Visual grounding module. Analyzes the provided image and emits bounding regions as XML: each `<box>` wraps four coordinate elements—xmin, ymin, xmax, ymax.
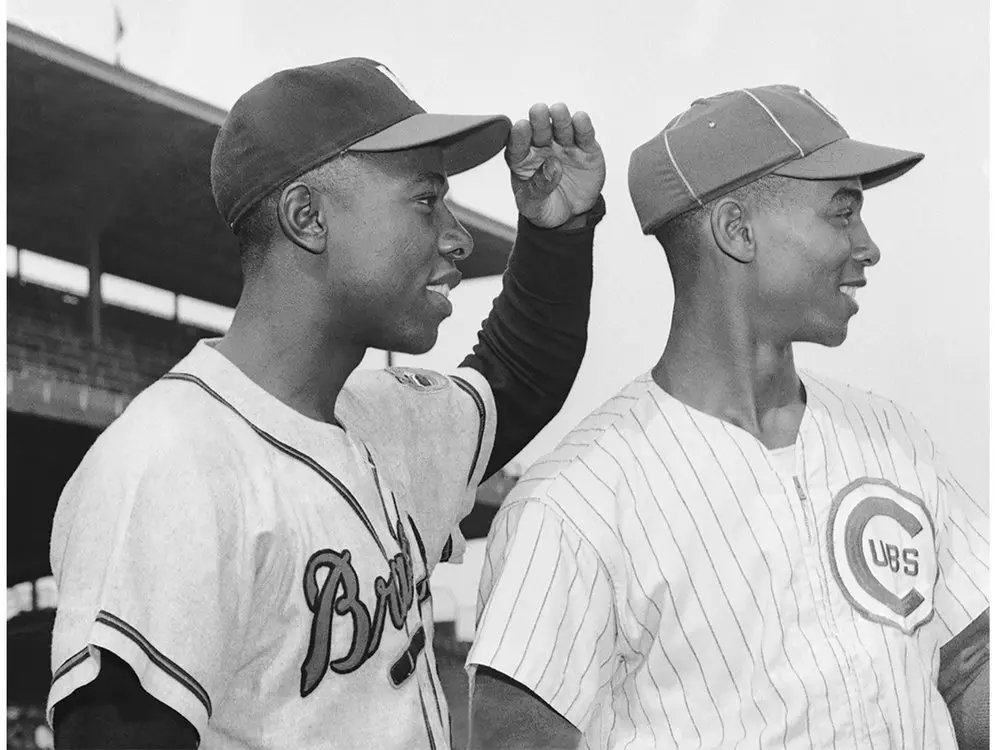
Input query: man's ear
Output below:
<box><xmin>709</xmin><ymin>197</ymin><xmax>755</xmax><ymax>264</ymax></box>
<box><xmin>276</xmin><ymin>182</ymin><xmax>327</xmax><ymax>255</ymax></box>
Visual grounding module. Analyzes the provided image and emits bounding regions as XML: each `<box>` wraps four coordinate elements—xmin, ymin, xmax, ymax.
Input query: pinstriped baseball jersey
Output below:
<box><xmin>48</xmin><ymin>339</ymin><xmax>497</xmax><ymax>749</ymax></box>
<box><xmin>468</xmin><ymin>369</ymin><xmax>988</xmax><ymax>749</ymax></box>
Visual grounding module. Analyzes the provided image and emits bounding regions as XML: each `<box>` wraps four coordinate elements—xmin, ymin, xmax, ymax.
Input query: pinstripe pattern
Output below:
<box><xmin>469</xmin><ymin>370</ymin><xmax>988</xmax><ymax>749</ymax></box>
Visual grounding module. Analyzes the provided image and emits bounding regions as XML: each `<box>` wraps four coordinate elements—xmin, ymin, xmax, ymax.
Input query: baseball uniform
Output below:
<box><xmin>468</xmin><ymin>370</ymin><xmax>988</xmax><ymax>749</ymax></box>
<box><xmin>49</xmin><ymin>339</ymin><xmax>496</xmax><ymax>749</ymax></box>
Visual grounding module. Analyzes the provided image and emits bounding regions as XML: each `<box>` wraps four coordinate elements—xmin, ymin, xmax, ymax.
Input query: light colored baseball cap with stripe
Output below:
<box><xmin>628</xmin><ymin>84</ymin><xmax>924</xmax><ymax>234</ymax></box>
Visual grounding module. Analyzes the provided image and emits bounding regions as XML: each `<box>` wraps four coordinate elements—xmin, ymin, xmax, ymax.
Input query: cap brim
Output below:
<box><xmin>773</xmin><ymin>137</ymin><xmax>924</xmax><ymax>189</ymax></box>
<box><xmin>348</xmin><ymin>113</ymin><xmax>511</xmax><ymax>175</ymax></box>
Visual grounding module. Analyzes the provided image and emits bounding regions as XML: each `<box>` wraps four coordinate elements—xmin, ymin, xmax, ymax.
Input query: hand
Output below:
<box><xmin>507</xmin><ymin>102</ymin><xmax>606</xmax><ymax>229</ymax></box>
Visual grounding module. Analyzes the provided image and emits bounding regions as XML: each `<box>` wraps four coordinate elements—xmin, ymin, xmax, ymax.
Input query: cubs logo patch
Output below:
<box><xmin>826</xmin><ymin>478</ymin><xmax>937</xmax><ymax>634</ymax></box>
<box><xmin>386</xmin><ymin>367</ymin><xmax>450</xmax><ymax>393</ymax></box>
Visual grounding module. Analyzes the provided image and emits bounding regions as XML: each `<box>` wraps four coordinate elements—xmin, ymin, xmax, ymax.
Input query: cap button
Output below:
<box><xmin>708</xmin><ymin>121</ymin><xmax>716</xmax><ymax>128</ymax></box>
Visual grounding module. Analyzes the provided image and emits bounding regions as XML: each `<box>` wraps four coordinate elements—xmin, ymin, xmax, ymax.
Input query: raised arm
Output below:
<box><xmin>931</xmin><ymin>465</ymin><xmax>990</xmax><ymax>748</ymax></box>
<box><xmin>461</xmin><ymin>103</ymin><xmax>606</xmax><ymax>478</ymax></box>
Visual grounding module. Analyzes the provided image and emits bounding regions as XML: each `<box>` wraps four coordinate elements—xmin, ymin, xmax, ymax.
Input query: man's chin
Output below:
<box><xmin>804</xmin><ymin>327</ymin><xmax>849</xmax><ymax>348</ymax></box>
<box><xmin>388</xmin><ymin>329</ymin><xmax>439</xmax><ymax>356</ymax></box>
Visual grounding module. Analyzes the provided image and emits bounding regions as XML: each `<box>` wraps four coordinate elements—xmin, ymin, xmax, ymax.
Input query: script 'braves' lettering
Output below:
<box><xmin>300</xmin><ymin>520</ymin><xmax>415</xmax><ymax>696</ymax></box>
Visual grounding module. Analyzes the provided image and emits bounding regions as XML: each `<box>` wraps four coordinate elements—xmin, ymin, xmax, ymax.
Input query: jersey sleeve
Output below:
<box><xmin>928</xmin><ymin>453</ymin><xmax>990</xmax><ymax>638</ymax></box>
<box><xmin>343</xmin><ymin>365</ymin><xmax>497</xmax><ymax>569</ymax></box>
<box><xmin>931</xmin><ymin>461</ymin><xmax>990</xmax><ymax>704</ymax></box>
<box><xmin>47</xmin><ymin>424</ymin><xmax>252</xmax><ymax>738</ymax></box>
<box><xmin>466</xmin><ymin>499</ymin><xmax>619</xmax><ymax>730</ymax></box>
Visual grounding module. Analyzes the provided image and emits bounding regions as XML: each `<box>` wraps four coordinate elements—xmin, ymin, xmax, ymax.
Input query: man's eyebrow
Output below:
<box><xmin>407</xmin><ymin>171</ymin><xmax>447</xmax><ymax>191</ymax></box>
<box><xmin>831</xmin><ymin>186</ymin><xmax>864</xmax><ymax>207</ymax></box>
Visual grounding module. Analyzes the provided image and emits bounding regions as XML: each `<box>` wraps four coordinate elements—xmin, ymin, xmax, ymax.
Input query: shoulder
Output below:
<box><xmin>343</xmin><ymin>366</ymin><xmax>484</xmax><ymax>415</ymax></box>
<box><xmin>67</xmin><ymin>379</ymin><xmax>249</xmax><ymax>506</ymax></box>
<box><xmin>107</xmin><ymin>378</ymin><xmax>244</xmax><ymax>452</ymax></box>
<box><xmin>802</xmin><ymin>370</ymin><xmax>935</xmax><ymax>455</ymax></box>
<box><xmin>510</xmin><ymin>375</ymin><xmax>657</xmax><ymax>516</ymax></box>
<box><xmin>344</xmin><ymin>365</ymin><xmax>464</xmax><ymax>399</ymax></box>
<box><xmin>802</xmin><ymin>369</ymin><xmax>900</xmax><ymax>413</ymax></box>
<box><xmin>52</xmin><ymin>380</ymin><xmax>252</xmax><ymax>574</ymax></box>
<box><xmin>352</xmin><ymin>365</ymin><xmax>452</xmax><ymax>393</ymax></box>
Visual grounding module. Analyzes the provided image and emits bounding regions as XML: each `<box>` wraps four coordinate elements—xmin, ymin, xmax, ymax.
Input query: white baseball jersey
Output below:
<box><xmin>48</xmin><ymin>339</ymin><xmax>497</xmax><ymax>749</ymax></box>
<box><xmin>468</xmin><ymin>370</ymin><xmax>988</xmax><ymax>749</ymax></box>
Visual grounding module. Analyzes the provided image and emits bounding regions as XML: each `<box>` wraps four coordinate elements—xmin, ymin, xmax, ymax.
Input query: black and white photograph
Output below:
<box><xmin>5</xmin><ymin>1</ymin><xmax>991</xmax><ymax>748</ymax></box>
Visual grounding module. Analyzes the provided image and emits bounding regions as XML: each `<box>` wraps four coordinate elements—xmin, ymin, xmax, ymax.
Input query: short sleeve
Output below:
<box><xmin>342</xmin><ymin>365</ymin><xmax>498</xmax><ymax>568</ymax></box>
<box><xmin>466</xmin><ymin>500</ymin><xmax>619</xmax><ymax>730</ymax></box>
<box><xmin>47</xmin><ymin>427</ymin><xmax>251</xmax><ymax>737</ymax></box>
<box><xmin>933</xmin><ymin>463</ymin><xmax>989</xmax><ymax>638</ymax></box>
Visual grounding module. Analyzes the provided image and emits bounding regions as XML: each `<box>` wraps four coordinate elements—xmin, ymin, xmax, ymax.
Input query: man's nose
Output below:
<box><xmin>438</xmin><ymin>207</ymin><xmax>474</xmax><ymax>261</ymax></box>
<box><xmin>853</xmin><ymin>221</ymin><xmax>881</xmax><ymax>267</ymax></box>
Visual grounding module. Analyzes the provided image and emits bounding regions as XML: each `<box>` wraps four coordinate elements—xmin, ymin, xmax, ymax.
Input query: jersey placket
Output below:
<box><xmin>791</xmin><ymin>430</ymin><xmax>873</xmax><ymax>744</ymax></box>
<box><xmin>360</xmin><ymin>440</ymin><xmax>449</xmax><ymax>750</ymax></box>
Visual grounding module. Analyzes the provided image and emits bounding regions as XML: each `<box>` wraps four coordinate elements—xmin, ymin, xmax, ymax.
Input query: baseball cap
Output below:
<box><xmin>211</xmin><ymin>57</ymin><xmax>512</xmax><ymax>229</ymax></box>
<box><xmin>628</xmin><ymin>84</ymin><xmax>924</xmax><ymax>234</ymax></box>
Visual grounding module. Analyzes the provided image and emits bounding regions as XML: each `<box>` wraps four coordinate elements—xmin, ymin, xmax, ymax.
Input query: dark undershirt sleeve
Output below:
<box><xmin>461</xmin><ymin>195</ymin><xmax>605</xmax><ymax>479</ymax></box>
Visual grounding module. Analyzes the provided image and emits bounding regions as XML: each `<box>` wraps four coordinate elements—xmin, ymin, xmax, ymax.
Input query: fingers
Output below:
<box><xmin>508</xmin><ymin>103</ymin><xmax>599</xmax><ymax>169</ymax></box>
<box><xmin>550</xmin><ymin>102</ymin><xmax>574</xmax><ymax>147</ymax></box>
<box><xmin>522</xmin><ymin>103</ymin><xmax>596</xmax><ymax>150</ymax></box>
<box><xmin>527</xmin><ymin>103</ymin><xmax>552</xmax><ymax>147</ymax></box>
<box><xmin>506</xmin><ymin>119</ymin><xmax>533</xmax><ymax>166</ymax></box>
<box><xmin>571</xmin><ymin>110</ymin><xmax>597</xmax><ymax>150</ymax></box>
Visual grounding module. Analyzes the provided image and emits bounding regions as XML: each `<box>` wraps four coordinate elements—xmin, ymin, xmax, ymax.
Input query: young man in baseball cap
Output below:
<box><xmin>468</xmin><ymin>85</ymin><xmax>988</xmax><ymax>748</ymax></box>
<box><xmin>48</xmin><ymin>57</ymin><xmax>606</xmax><ymax>748</ymax></box>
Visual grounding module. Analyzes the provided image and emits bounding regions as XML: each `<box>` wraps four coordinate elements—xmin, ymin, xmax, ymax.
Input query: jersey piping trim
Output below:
<box><xmin>161</xmin><ymin>372</ymin><xmax>389</xmax><ymax>559</ymax></box>
<box><xmin>450</xmin><ymin>375</ymin><xmax>486</xmax><ymax>486</ymax></box>
<box><xmin>95</xmin><ymin>610</ymin><xmax>213</xmax><ymax>718</ymax></box>
<box><xmin>417</xmin><ymin>680</ymin><xmax>439</xmax><ymax>750</ymax></box>
<box><xmin>416</xmin><ymin>576</ymin><xmax>431</xmax><ymax>603</ymax></box>
<box><xmin>439</xmin><ymin>536</ymin><xmax>454</xmax><ymax>563</ymax></box>
<box><xmin>408</xmin><ymin>516</ymin><xmax>430</xmax><ymax>569</ymax></box>
<box><xmin>51</xmin><ymin>647</ymin><xmax>90</xmax><ymax>686</ymax></box>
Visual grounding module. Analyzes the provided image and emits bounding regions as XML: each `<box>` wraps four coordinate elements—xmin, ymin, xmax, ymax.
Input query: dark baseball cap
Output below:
<box><xmin>211</xmin><ymin>57</ymin><xmax>512</xmax><ymax>229</ymax></box>
<box><xmin>628</xmin><ymin>84</ymin><xmax>924</xmax><ymax>234</ymax></box>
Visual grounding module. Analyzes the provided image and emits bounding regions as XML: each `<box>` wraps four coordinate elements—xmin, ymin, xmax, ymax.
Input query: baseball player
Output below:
<box><xmin>47</xmin><ymin>58</ymin><xmax>607</xmax><ymax>748</ymax></box>
<box><xmin>468</xmin><ymin>86</ymin><xmax>988</xmax><ymax>749</ymax></box>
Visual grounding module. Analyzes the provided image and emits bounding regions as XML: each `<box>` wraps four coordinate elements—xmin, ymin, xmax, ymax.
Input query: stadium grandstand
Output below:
<box><xmin>7</xmin><ymin>22</ymin><xmax>514</xmax><ymax>747</ymax></box>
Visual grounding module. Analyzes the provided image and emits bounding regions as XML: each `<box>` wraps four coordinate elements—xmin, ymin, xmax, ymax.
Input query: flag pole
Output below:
<box><xmin>113</xmin><ymin>4</ymin><xmax>125</xmax><ymax>67</ymax></box>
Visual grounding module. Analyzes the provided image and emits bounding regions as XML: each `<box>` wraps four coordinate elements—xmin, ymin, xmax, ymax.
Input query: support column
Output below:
<box><xmin>87</xmin><ymin>234</ymin><xmax>102</xmax><ymax>345</ymax></box>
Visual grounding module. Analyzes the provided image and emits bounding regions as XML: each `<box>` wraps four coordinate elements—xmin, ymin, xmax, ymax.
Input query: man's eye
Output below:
<box><xmin>417</xmin><ymin>195</ymin><xmax>439</xmax><ymax>208</ymax></box>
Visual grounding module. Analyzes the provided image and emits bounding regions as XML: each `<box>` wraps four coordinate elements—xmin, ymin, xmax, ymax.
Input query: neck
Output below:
<box><xmin>652</xmin><ymin>286</ymin><xmax>804</xmax><ymax>448</ymax></box>
<box><xmin>215</xmin><ymin>287</ymin><xmax>364</xmax><ymax>425</ymax></box>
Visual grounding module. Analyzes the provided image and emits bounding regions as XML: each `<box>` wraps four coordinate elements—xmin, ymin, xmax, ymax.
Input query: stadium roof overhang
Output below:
<box><xmin>6</xmin><ymin>23</ymin><xmax>514</xmax><ymax>309</ymax></box>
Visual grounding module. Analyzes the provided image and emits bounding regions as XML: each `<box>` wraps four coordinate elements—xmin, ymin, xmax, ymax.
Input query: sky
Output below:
<box><xmin>5</xmin><ymin>0</ymin><xmax>993</xmax><ymax>623</ymax></box>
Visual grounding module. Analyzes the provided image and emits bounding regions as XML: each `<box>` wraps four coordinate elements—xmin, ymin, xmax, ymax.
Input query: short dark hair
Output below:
<box><xmin>654</xmin><ymin>174</ymin><xmax>789</xmax><ymax>279</ymax></box>
<box><xmin>231</xmin><ymin>152</ymin><xmax>379</xmax><ymax>273</ymax></box>
<box><xmin>234</xmin><ymin>191</ymin><xmax>279</xmax><ymax>254</ymax></box>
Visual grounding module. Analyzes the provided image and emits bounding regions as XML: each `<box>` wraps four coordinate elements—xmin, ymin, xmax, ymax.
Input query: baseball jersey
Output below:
<box><xmin>468</xmin><ymin>370</ymin><xmax>988</xmax><ymax>749</ymax></box>
<box><xmin>48</xmin><ymin>338</ymin><xmax>497</xmax><ymax>749</ymax></box>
